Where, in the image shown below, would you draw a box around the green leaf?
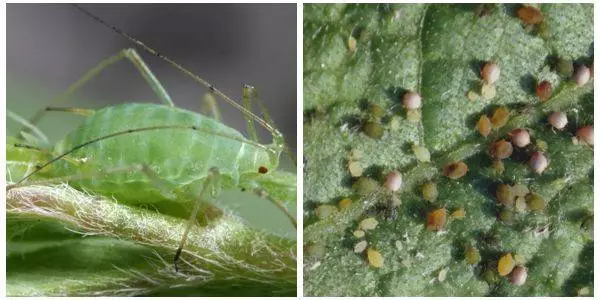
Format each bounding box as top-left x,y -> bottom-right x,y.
304,4 -> 592,296
7,184 -> 296,296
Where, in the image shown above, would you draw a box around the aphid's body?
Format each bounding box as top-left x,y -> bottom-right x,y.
52,103 -> 279,204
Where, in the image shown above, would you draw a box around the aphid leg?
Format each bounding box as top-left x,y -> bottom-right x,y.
44,107 -> 95,117
243,85 -> 296,166
139,164 -> 177,200
21,48 -> 174,136
251,186 -> 297,229
174,167 -> 221,273
239,179 -> 296,229
8,110 -> 49,147
242,85 -> 259,142
201,92 -> 221,121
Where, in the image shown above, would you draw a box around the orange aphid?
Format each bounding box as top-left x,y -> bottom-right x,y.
426,208 -> 447,231
443,161 -> 468,179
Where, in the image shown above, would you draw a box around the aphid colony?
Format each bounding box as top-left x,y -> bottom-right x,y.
310,4 -> 591,285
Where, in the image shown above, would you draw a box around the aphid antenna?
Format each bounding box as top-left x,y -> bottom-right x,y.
72,4 -> 281,141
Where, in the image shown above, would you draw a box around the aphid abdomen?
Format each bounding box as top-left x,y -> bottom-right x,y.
53,103 -> 273,203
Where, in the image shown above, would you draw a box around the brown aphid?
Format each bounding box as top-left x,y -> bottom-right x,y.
576,125 -> 593,146
517,5 -> 543,25
536,80 -> 552,101
481,62 -> 501,84
509,128 -> 531,148
529,151 -> 548,174
443,161 -> 468,179
476,115 -> 492,137
511,266 -> 528,286
490,106 -> 510,129
426,208 -> 447,231
489,139 -> 513,159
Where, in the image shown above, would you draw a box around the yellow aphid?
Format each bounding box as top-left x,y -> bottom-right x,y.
451,208 -> 466,219
465,245 -> 481,265
306,243 -> 326,259
526,193 -> 546,212
354,240 -> 368,253
359,217 -> 379,231
338,198 -> 352,210
515,196 -> 527,213
367,248 -> 384,268
353,230 -> 365,238
348,35 -> 357,52
316,204 -> 337,219
438,268 -> 448,282
498,253 -> 515,276
348,149 -> 363,161
406,109 -> 422,123
412,145 -> 431,162
476,115 -> 492,137
422,182 -> 438,202
490,106 -> 510,129
467,90 -> 479,101
481,83 -> 496,100
348,161 -> 363,177
492,159 -> 504,174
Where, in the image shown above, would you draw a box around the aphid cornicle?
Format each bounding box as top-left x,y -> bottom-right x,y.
8,5 -> 296,272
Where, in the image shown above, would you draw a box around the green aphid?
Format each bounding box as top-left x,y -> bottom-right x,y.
353,177 -> 381,195
363,121 -> 385,139
526,193 -> 546,212
7,8 -> 297,272
556,58 -> 574,78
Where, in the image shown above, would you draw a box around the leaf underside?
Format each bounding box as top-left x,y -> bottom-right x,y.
304,4 -> 592,296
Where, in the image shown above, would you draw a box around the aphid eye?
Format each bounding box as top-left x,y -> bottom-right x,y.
481,62 -> 500,84
258,166 -> 268,174
548,111 -> 568,129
